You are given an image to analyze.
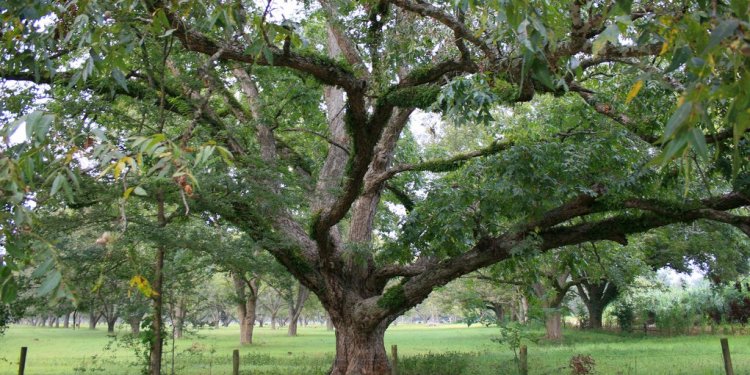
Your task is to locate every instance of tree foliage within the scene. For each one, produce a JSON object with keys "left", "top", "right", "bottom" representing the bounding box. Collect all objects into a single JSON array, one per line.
[{"left": 1, "top": 0, "right": 750, "bottom": 373}]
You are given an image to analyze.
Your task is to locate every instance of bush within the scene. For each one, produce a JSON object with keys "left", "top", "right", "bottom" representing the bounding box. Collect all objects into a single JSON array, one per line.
[
  {"left": 569, "top": 354, "right": 596, "bottom": 375},
  {"left": 611, "top": 302, "right": 634, "bottom": 333}
]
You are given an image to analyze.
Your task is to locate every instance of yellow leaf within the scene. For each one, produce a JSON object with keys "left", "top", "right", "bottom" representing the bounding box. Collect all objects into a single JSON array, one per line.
[
  {"left": 114, "top": 161, "right": 124, "bottom": 179},
  {"left": 123, "top": 186, "right": 135, "bottom": 199},
  {"left": 659, "top": 41, "right": 669, "bottom": 55},
  {"left": 129, "top": 275, "right": 159, "bottom": 298},
  {"left": 625, "top": 80, "right": 644, "bottom": 104},
  {"left": 64, "top": 147, "right": 77, "bottom": 164}
]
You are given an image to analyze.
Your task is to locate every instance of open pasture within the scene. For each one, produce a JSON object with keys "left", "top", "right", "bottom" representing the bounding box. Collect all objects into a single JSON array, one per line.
[{"left": 1, "top": 324, "right": 749, "bottom": 374}]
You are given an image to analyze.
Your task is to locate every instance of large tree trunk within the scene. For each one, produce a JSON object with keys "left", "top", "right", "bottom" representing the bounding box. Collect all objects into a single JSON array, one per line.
[
  {"left": 587, "top": 302, "right": 604, "bottom": 330},
  {"left": 63, "top": 312, "right": 71, "bottom": 328},
  {"left": 576, "top": 279, "right": 619, "bottom": 330},
  {"left": 172, "top": 300, "right": 186, "bottom": 339},
  {"left": 488, "top": 302, "right": 504, "bottom": 323},
  {"left": 240, "top": 299, "right": 256, "bottom": 344},
  {"left": 233, "top": 274, "right": 258, "bottom": 345},
  {"left": 88, "top": 308, "right": 101, "bottom": 330},
  {"left": 330, "top": 321, "right": 391, "bottom": 375},
  {"left": 545, "top": 310, "right": 563, "bottom": 341},
  {"left": 129, "top": 315, "right": 141, "bottom": 334},
  {"left": 107, "top": 317, "right": 117, "bottom": 334}
]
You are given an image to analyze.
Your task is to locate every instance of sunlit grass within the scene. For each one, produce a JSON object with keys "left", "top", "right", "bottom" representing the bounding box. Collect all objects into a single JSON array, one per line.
[{"left": 1, "top": 323, "right": 749, "bottom": 374}]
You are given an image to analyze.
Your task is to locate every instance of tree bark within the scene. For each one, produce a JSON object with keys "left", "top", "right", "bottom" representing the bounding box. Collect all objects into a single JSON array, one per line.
[
  {"left": 106, "top": 317, "right": 117, "bottom": 334},
  {"left": 533, "top": 273, "right": 572, "bottom": 341},
  {"left": 576, "top": 279, "right": 619, "bottom": 330},
  {"left": 88, "top": 308, "right": 101, "bottom": 330},
  {"left": 326, "top": 314, "right": 334, "bottom": 331},
  {"left": 545, "top": 311, "right": 563, "bottom": 341},
  {"left": 518, "top": 294, "right": 528, "bottom": 323},
  {"left": 129, "top": 315, "right": 141, "bottom": 334},
  {"left": 149, "top": 189, "right": 168, "bottom": 375},
  {"left": 329, "top": 321, "right": 391, "bottom": 375},
  {"left": 63, "top": 312, "right": 70, "bottom": 328},
  {"left": 233, "top": 274, "right": 258, "bottom": 345},
  {"left": 488, "top": 302, "right": 504, "bottom": 323},
  {"left": 287, "top": 283, "right": 310, "bottom": 337},
  {"left": 172, "top": 300, "right": 186, "bottom": 339},
  {"left": 149, "top": 245, "right": 165, "bottom": 375}
]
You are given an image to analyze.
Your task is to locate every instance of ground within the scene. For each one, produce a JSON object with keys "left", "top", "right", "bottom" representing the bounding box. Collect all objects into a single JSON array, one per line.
[{"left": 0, "top": 324, "right": 748, "bottom": 374}]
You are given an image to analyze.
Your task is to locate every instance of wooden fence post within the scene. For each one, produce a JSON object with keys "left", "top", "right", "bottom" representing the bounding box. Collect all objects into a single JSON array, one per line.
[
  {"left": 232, "top": 349, "right": 240, "bottom": 375},
  {"left": 519, "top": 345, "right": 528, "bottom": 375},
  {"left": 721, "top": 338, "right": 734, "bottom": 375},
  {"left": 391, "top": 345, "right": 398, "bottom": 375},
  {"left": 18, "top": 347, "right": 27, "bottom": 375}
]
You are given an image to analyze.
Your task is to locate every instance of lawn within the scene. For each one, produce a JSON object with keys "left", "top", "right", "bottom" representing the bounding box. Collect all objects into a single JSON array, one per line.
[{"left": 0, "top": 324, "right": 748, "bottom": 374}]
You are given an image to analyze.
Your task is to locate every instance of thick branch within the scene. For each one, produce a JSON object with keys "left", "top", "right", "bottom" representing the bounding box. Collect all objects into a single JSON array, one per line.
[
  {"left": 161, "top": 7, "right": 366, "bottom": 94},
  {"left": 359, "top": 190, "right": 750, "bottom": 323}
]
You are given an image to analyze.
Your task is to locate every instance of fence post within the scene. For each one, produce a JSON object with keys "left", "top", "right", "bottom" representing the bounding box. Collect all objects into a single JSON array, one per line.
[
  {"left": 519, "top": 345, "right": 528, "bottom": 375},
  {"left": 18, "top": 347, "right": 27, "bottom": 375},
  {"left": 391, "top": 345, "right": 398, "bottom": 375},
  {"left": 721, "top": 338, "right": 734, "bottom": 375},
  {"left": 232, "top": 349, "right": 240, "bottom": 375}
]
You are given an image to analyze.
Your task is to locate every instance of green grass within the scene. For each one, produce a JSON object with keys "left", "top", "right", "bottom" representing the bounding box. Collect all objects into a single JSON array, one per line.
[{"left": 1, "top": 324, "right": 749, "bottom": 374}]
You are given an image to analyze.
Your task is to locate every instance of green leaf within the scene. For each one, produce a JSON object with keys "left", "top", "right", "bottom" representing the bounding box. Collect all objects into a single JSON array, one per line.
[
  {"left": 1, "top": 279, "right": 18, "bottom": 303},
  {"left": 531, "top": 65, "right": 555, "bottom": 90},
  {"left": 592, "top": 24, "right": 620, "bottom": 56},
  {"left": 37, "top": 270, "right": 62, "bottom": 296},
  {"left": 262, "top": 46, "right": 274, "bottom": 65},
  {"left": 657, "top": 134, "right": 689, "bottom": 164},
  {"left": 111, "top": 68, "right": 128, "bottom": 92},
  {"left": 37, "top": 114, "right": 54, "bottom": 140},
  {"left": 663, "top": 101, "right": 693, "bottom": 140},
  {"left": 688, "top": 127, "right": 709, "bottom": 160},
  {"left": 666, "top": 46, "right": 691, "bottom": 73},
  {"left": 616, "top": 0, "right": 633, "bottom": 13},
  {"left": 50, "top": 173, "right": 65, "bottom": 196},
  {"left": 133, "top": 186, "right": 147, "bottom": 196},
  {"left": 31, "top": 257, "right": 55, "bottom": 278},
  {"left": 25, "top": 111, "right": 41, "bottom": 139},
  {"left": 704, "top": 19, "right": 739, "bottom": 53}
]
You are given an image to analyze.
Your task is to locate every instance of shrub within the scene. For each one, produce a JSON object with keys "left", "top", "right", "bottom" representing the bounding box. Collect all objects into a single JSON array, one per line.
[
  {"left": 611, "top": 302, "right": 634, "bottom": 333},
  {"left": 569, "top": 354, "right": 596, "bottom": 375}
]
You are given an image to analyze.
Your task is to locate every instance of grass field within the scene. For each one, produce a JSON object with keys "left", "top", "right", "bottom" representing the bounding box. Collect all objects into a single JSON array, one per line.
[{"left": 1, "top": 323, "right": 749, "bottom": 374}]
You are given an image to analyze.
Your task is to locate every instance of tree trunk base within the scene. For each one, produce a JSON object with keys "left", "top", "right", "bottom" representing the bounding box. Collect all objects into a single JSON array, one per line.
[{"left": 329, "top": 324, "right": 391, "bottom": 375}]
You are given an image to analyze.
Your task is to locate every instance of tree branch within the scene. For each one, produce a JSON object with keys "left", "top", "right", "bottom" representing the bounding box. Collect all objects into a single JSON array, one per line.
[
  {"left": 388, "top": 0, "right": 496, "bottom": 60},
  {"left": 366, "top": 139, "right": 511, "bottom": 194},
  {"left": 159, "top": 6, "right": 366, "bottom": 94}
]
